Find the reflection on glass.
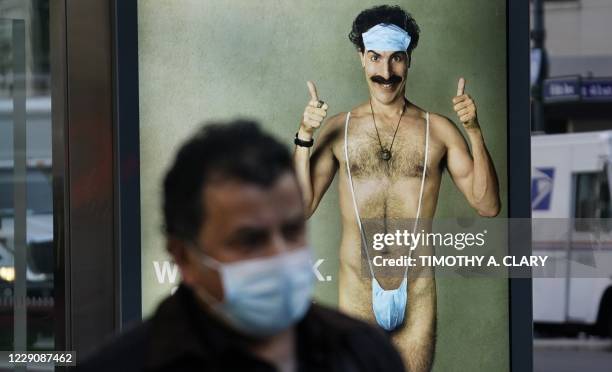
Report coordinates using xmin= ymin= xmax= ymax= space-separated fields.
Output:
xmin=0 ymin=0 xmax=54 ymax=361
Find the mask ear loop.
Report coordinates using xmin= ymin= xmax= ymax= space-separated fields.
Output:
xmin=187 ymin=241 xmax=222 ymax=268
xmin=185 ymin=246 xmax=249 ymax=332
xmin=192 ymin=282 xmax=248 ymax=334
xmin=186 ymin=243 xmax=226 ymax=304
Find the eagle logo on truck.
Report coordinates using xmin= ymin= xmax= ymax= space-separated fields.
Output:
xmin=532 ymin=167 xmax=555 ymax=211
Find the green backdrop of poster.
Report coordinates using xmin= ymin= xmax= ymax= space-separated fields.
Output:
xmin=138 ymin=1 xmax=508 ymax=371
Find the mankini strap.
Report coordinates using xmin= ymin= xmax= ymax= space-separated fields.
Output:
xmin=343 ymin=111 xmax=430 ymax=279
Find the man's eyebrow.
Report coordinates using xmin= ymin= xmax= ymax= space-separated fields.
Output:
xmin=226 ymin=225 xmax=267 ymax=242
xmin=233 ymin=225 xmax=266 ymax=235
xmin=390 ymin=51 xmax=407 ymax=57
xmin=367 ymin=50 xmax=381 ymax=57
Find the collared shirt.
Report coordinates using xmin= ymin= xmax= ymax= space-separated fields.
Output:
xmin=78 ymin=284 xmax=405 ymax=372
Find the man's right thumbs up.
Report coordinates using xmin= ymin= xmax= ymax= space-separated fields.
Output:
xmin=300 ymin=81 xmax=329 ymax=137
xmin=307 ymin=81 xmax=320 ymax=104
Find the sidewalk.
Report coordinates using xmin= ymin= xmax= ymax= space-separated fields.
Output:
xmin=534 ymin=337 xmax=612 ymax=351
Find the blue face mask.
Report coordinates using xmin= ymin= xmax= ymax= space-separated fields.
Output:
xmin=197 ymin=248 xmax=314 ymax=337
xmin=372 ymin=277 xmax=408 ymax=331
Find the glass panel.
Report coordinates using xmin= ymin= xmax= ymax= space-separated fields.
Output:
xmin=0 ymin=1 xmax=54 ymax=368
xmin=574 ymin=171 xmax=611 ymax=231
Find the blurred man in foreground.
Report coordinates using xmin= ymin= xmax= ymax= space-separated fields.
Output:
xmin=78 ymin=120 xmax=405 ymax=372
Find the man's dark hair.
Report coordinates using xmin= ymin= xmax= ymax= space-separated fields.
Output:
xmin=348 ymin=5 xmax=420 ymax=55
xmin=163 ymin=120 xmax=293 ymax=241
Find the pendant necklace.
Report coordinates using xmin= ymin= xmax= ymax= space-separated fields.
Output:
xmin=370 ymin=98 xmax=406 ymax=161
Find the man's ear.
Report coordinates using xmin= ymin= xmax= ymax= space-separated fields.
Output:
xmin=167 ymin=236 xmax=188 ymax=265
xmin=407 ymin=53 xmax=412 ymax=68
xmin=167 ymin=236 xmax=196 ymax=285
xmin=359 ymin=51 xmax=365 ymax=68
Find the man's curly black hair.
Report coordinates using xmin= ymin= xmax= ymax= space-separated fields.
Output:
xmin=348 ymin=5 xmax=420 ymax=55
xmin=163 ymin=120 xmax=293 ymax=242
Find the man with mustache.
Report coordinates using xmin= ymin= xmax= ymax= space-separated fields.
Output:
xmin=293 ymin=5 xmax=500 ymax=372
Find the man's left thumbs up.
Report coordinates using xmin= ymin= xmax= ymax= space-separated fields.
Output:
xmin=452 ymin=77 xmax=479 ymax=129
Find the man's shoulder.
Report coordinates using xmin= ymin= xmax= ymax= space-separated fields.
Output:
xmin=324 ymin=112 xmax=349 ymax=128
xmin=406 ymin=105 xmax=450 ymax=126
xmin=427 ymin=111 xmax=453 ymax=126
xmin=76 ymin=321 xmax=151 ymax=372
xmin=316 ymin=112 xmax=348 ymax=146
xmin=308 ymin=304 xmax=393 ymax=345
xmin=425 ymin=111 xmax=464 ymax=144
xmin=306 ymin=304 xmax=394 ymax=347
xmin=308 ymin=303 xmax=373 ymax=332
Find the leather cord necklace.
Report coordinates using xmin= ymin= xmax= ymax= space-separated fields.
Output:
xmin=370 ymin=98 xmax=407 ymax=161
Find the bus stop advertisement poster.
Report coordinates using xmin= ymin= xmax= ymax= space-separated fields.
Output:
xmin=137 ymin=1 xmax=510 ymax=371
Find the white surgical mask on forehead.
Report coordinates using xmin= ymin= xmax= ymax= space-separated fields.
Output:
xmin=195 ymin=247 xmax=315 ymax=337
xmin=362 ymin=23 xmax=411 ymax=52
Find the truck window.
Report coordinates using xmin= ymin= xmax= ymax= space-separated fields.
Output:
xmin=574 ymin=171 xmax=611 ymax=231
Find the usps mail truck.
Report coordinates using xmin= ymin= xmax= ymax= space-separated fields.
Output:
xmin=532 ymin=131 xmax=612 ymax=337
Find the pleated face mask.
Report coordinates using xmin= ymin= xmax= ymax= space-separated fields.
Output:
xmin=198 ymin=247 xmax=315 ymax=337
xmin=362 ymin=23 xmax=411 ymax=52
xmin=372 ymin=277 xmax=408 ymax=331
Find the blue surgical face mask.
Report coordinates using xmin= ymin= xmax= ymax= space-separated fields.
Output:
xmin=372 ymin=277 xmax=408 ymax=331
xmin=196 ymin=247 xmax=314 ymax=337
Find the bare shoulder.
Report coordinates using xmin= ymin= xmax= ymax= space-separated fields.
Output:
xmin=427 ymin=112 xmax=464 ymax=145
xmin=405 ymin=104 xmax=458 ymax=136
xmin=428 ymin=112 xmax=455 ymax=130
xmin=314 ymin=112 xmax=347 ymax=149
xmin=318 ymin=112 xmax=347 ymax=138
xmin=324 ymin=111 xmax=348 ymax=129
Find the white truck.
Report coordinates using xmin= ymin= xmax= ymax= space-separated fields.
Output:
xmin=532 ymin=131 xmax=612 ymax=337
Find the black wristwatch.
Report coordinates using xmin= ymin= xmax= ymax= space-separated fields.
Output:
xmin=294 ymin=132 xmax=314 ymax=148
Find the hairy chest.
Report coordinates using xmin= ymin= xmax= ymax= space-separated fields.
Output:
xmin=343 ymin=123 xmax=435 ymax=180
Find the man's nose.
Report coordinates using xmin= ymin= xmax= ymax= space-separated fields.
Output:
xmin=379 ymin=60 xmax=392 ymax=79
xmin=268 ymin=232 xmax=290 ymax=255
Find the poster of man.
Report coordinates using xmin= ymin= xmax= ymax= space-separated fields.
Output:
xmin=293 ymin=5 xmax=500 ymax=371
xmin=138 ymin=1 xmax=509 ymax=371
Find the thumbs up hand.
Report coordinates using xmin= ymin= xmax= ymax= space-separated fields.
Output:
xmin=452 ymin=77 xmax=479 ymax=130
xmin=299 ymin=81 xmax=329 ymax=138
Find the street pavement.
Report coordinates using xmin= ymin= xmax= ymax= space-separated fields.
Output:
xmin=534 ymin=338 xmax=612 ymax=372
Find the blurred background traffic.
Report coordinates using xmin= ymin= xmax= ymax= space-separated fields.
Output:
xmin=531 ymin=0 xmax=612 ymax=371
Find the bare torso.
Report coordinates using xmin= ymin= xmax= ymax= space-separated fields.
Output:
xmin=326 ymin=102 xmax=446 ymax=323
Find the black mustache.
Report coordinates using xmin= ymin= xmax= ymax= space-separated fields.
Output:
xmin=371 ymin=75 xmax=403 ymax=85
